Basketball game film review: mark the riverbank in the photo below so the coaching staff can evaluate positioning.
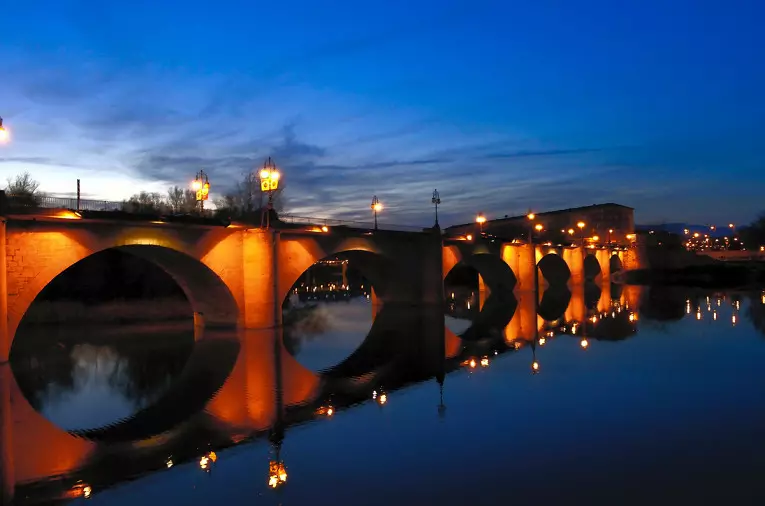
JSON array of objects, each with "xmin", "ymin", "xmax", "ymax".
[
  {"xmin": 625, "ymin": 262, "xmax": 765, "ymax": 288},
  {"xmin": 21, "ymin": 298, "xmax": 192, "ymax": 325}
]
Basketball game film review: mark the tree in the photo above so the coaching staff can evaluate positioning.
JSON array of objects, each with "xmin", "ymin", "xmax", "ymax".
[
  {"xmin": 167, "ymin": 186, "xmax": 198, "ymax": 214},
  {"xmin": 213, "ymin": 171, "xmax": 287, "ymax": 220},
  {"xmin": 740, "ymin": 213, "xmax": 765, "ymax": 250},
  {"xmin": 122, "ymin": 191, "xmax": 169, "ymax": 214},
  {"xmin": 5, "ymin": 172, "xmax": 43, "ymax": 206}
]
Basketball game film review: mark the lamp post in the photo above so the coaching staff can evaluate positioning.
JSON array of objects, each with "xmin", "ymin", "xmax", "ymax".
[
  {"xmin": 259, "ymin": 157, "xmax": 281, "ymax": 229},
  {"xmin": 577, "ymin": 221, "xmax": 586, "ymax": 248},
  {"xmin": 476, "ymin": 213, "xmax": 487, "ymax": 235},
  {"xmin": 0, "ymin": 117, "xmax": 8, "ymax": 143},
  {"xmin": 608, "ymin": 228, "xmax": 613, "ymax": 245},
  {"xmin": 371, "ymin": 195, "xmax": 382, "ymax": 230},
  {"xmin": 192, "ymin": 170, "xmax": 210, "ymax": 213},
  {"xmin": 526, "ymin": 211, "xmax": 543, "ymax": 296},
  {"xmin": 431, "ymin": 189, "xmax": 441, "ymax": 228}
]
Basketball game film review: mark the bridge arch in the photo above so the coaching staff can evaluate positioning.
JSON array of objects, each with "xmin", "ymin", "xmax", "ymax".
[
  {"xmin": 610, "ymin": 253, "xmax": 623, "ymax": 274},
  {"xmin": 278, "ymin": 235, "xmax": 394, "ymax": 306},
  {"xmin": 537, "ymin": 253, "xmax": 571, "ymax": 286},
  {"xmin": 443, "ymin": 244, "xmax": 517, "ymax": 294},
  {"xmin": 9, "ymin": 244, "xmax": 240, "ymax": 352},
  {"xmin": 583, "ymin": 254, "xmax": 602, "ymax": 280}
]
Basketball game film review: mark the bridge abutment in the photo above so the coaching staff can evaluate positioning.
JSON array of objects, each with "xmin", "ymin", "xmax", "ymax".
[{"xmin": 0, "ymin": 220, "xmax": 8, "ymax": 363}]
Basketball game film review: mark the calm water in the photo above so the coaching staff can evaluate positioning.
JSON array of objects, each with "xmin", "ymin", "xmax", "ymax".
[{"xmin": 6, "ymin": 285, "xmax": 765, "ymax": 505}]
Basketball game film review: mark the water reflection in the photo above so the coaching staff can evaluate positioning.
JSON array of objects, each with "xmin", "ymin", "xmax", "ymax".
[
  {"xmin": 7, "ymin": 284, "xmax": 765, "ymax": 504},
  {"xmin": 11, "ymin": 326, "xmax": 194, "ymax": 432},
  {"xmin": 283, "ymin": 296, "xmax": 374, "ymax": 372}
]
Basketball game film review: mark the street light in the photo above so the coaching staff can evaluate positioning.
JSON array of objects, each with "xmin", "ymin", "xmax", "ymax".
[
  {"xmin": 192, "ymin": 170, "xmax": 210, "ymax": 213},
  {"xmin": 608, "ymin": 229, "xmax": 613, "ymax": 245},
  {"xmin": 0, "ymin": 117, "xmax": 8, "ymax": 143},
  {"xmin": 431, "ymin": 189, "xmax": 441, "ymax": 228},
  {"xmin": 371, "ymin": 195, "xmax": 382, "ymax": 230},
  {"xmin": 260, "ymin": 157, "xmax": 281, "ymax": 228},
  {"xmin": 577, "ymin": 221, "xmax": 586, "ymax": 247},
  {"xmin": 476, "ymin": 213, "xmax": 487, "ymax": 234}
]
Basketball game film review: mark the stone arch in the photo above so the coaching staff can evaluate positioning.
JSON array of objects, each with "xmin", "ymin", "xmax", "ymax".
[
  {"xmin": 9, "ymin": 244, "xmax": 240, "ymax": 350},
  {"xmin": 537, "ymin": 253, "xmax": 571, "ymax": 286},
  {"xmin": 610, "ymin": 253, "xmax": 623, "ymax": 273},
  {"xmin": 443, "ymin": 244, "xmax": 517, "ymax": 294},
  {"xmin": 278, "ymin": 235, "xmax": 391, "ymax": 306},
  {"xmin": 583, "ymin": 254, "xmax": 602, "ymax": 280}
]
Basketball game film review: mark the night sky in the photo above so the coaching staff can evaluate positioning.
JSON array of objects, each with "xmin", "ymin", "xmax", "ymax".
[{"xmin": 1, "ymin": 0, "xmax": 763, "ymax": 226}]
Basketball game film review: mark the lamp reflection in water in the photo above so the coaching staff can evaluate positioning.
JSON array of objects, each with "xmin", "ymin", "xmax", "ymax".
[
  {"xmin": 372, "ymin": 389, "xmax": 387, "ymax": 406},
  {"xmin": 268, "ymin": 426, "xmax": 288, "ymax": 489},
  {"xmin": 199, "ymin": 451, "xmax": 217, "ymax": 472}
]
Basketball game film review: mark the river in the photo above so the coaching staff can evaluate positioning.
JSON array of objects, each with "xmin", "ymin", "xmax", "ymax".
[{"xmin": 6, "ymin": 284, "xmax": 765, "ymax": 505}]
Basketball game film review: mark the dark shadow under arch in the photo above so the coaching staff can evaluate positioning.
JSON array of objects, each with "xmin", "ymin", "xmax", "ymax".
[
  {"xmin": 445, "ymin": 253, "xmax": 518, "ymax": 295},
  {"xmin": 537, "ymin": 254, "xmax": 571, "ymax": 286},
  {"xmin": 539, "ymin": 286, "xmax": 572, "ymax": 321},
  {"xmin": 458, "ymin": 294, "xmax": 518, "ymax": 342},
  {"xmin": 585, "ymin": 281, "xmax": 602, "ymax": 309},
  {"xmin": 120, "ymin": 245, "xmax": 239, "ymax": 327},
  {"xmin": 584, "ymin": 254, "xmax": 602, "ymax": 280},
  {"xmin": 610, "ymin": 254, "xmax": 623, "ymax": 273}
]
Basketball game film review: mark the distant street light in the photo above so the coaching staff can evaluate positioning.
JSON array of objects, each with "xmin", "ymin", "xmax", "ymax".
[
  {"xmin": 608, "ymin": 229, "xmax": 613, "ymax": 245},
  {"xmin": 260, "ymin": 157, "xmax": 281, "ymax": 228},
  {"xmin": 476, "ymin": 213, "xmax": 487, "ymax": 234},
  {"xmin": 431, "ymin": 189, "xmax": 441, "ymax": 228},
  {"xmin": 0, "ymin": 117, "xmax": 8, "ymax": 143},
  {"xmin": 192, "ymin": 170, "xmax": 210, "ymax": 213},
  {"xmin": 371, "ymin": 195, "xmax": 382, "ymax": 230}
]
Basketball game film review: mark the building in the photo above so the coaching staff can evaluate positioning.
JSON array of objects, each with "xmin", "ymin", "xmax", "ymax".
[{"xmin": 445, "ymin": 203, "xmax": 635, "ymax": 245}]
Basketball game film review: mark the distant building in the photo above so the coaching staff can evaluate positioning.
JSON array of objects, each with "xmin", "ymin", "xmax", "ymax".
[{"xmin": 445, "ymin": 203, "xmax": 635, "ymax": 245}]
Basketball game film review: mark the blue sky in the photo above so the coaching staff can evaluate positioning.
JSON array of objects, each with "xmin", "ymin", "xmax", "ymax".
[{"xmin": 1, "ymin": 0, "xmax": 763, "ymax": 226}]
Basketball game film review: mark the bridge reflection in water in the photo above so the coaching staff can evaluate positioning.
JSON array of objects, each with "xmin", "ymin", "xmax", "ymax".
[{"xmin": 1, "ymin": 281, "xmax": 643, "ymax": 504}]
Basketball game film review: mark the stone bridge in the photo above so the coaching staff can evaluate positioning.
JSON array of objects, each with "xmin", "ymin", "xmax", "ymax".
[{"xmin": 0, "ymin": 210, "xmax": 641, "ymax": 362}]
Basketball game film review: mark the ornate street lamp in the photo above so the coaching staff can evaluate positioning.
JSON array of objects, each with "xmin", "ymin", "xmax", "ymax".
[
  {"xmin": 431, "ymin": 189, "xmax": 441, "ymax": 228},
  {"xmin": 0, "ymin": 117, "xmax": 8, "ymax": 143},
  {"xmin": 371, "ymin": 195, "xmax": 382, "ymax": 230},
  {"xmin": 259, "ymin": 157, "xmax": 281, "ymax": 228},
  {"xmin": 192, "ymin": 170, "xmax": 210, "ymax": 213}
]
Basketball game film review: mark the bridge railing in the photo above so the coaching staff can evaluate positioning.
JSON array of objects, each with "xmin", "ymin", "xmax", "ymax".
[
  {"xmin": 4, "ymin": 193, "xmax": 124, "ymax": 212},
  {"xmin": 279, "ymin": 214, "xmax": 428, "ymax": 232}
]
